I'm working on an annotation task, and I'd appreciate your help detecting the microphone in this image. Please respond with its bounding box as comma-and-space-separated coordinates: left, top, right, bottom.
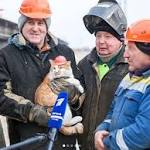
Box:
48, 91, 68, 150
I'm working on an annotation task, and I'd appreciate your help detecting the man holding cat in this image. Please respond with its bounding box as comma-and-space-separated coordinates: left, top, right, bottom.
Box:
0, 0, 81, 149
78, 0, 128, 149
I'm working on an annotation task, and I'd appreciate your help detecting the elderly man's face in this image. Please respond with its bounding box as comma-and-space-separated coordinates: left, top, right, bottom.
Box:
124, 41, 150, 72
95, 31, 122, 56
22, 18, 47, 49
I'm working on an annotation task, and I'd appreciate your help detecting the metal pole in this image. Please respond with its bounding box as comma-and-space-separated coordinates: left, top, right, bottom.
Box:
0, 134, 47, 150
47, 128, 57, 150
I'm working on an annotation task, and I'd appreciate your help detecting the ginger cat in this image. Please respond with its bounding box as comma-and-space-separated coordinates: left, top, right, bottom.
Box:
35, 56, 84, 135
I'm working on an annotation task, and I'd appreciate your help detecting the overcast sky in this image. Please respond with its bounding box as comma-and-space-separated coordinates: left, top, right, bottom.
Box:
1, 0, 150, 48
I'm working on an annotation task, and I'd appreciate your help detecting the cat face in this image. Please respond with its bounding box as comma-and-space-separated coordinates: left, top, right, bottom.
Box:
49, 59, 73, 79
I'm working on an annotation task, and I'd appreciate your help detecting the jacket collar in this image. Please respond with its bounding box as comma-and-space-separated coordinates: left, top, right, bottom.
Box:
8, 32, 58, 51
87, 44, 127, 65
130, 67, 150, 77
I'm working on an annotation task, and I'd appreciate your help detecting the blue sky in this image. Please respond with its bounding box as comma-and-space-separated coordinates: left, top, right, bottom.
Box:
1, 0, 150, 48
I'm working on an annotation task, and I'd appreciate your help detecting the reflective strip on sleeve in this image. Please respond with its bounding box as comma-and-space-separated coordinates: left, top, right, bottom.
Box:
4, 81, 31, 104
104, 119, 111, 123
116, 129, 129, 150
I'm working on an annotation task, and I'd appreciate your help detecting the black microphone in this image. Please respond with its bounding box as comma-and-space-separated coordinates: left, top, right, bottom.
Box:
47, 91, 68, 150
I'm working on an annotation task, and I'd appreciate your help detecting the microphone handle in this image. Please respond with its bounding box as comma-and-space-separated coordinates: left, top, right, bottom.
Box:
48, 128, 58, 150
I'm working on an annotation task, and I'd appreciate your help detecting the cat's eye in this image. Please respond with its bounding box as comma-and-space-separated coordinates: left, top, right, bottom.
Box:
59, 66, 64, 69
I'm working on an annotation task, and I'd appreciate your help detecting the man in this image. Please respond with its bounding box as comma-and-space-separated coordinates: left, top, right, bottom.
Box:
78, 0, 128, 149
0, 0, 80, 149
95, 19, 150, 150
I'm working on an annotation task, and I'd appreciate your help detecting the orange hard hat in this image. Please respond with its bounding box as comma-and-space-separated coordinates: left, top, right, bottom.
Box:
19, 0, 52, 18
54, 56, 67, 65
126, 19, 150, 43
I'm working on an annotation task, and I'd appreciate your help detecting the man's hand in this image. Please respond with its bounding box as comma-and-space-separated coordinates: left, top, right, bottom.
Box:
28, 105, 51, 127
95, 130, 109, 150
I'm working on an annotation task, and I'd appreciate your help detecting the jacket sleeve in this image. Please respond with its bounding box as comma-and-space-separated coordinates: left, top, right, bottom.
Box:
103, 89, 150, 150
68, 50, 86, 110
96, 99, 115, 132
68, 47, 81, 80
77, 59, 87, 90
0, 51, 32, 122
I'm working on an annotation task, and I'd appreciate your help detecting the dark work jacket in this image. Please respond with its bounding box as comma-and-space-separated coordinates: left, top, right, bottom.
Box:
78, 46, 128, 150
0, 33, 80, 150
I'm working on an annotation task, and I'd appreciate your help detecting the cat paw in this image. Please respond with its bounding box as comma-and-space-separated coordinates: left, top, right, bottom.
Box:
59, 123, 84, 135
79, 86, 84, 93
75, 123, 84, 134
64, 116, 82, 126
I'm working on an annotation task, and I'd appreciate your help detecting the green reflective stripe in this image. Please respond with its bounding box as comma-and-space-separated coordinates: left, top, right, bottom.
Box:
98, 63, 109, 80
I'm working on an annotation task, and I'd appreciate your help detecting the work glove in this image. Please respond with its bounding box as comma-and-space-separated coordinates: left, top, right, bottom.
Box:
28, 104, 51, 127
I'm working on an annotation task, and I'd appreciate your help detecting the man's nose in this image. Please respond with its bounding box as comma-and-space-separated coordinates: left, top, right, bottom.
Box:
32, 24, 39, 31
123, 47, 129, 58
99, 37, 106, 44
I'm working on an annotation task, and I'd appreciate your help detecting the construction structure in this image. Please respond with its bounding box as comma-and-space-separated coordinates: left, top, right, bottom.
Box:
0, 18, 18, 49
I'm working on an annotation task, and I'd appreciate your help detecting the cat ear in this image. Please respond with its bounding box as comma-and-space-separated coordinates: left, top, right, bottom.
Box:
49, 59, 54, 65
67, 61, 71, 65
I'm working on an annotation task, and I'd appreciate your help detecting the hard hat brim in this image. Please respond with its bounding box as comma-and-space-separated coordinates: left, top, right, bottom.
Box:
19, 11, 51, 18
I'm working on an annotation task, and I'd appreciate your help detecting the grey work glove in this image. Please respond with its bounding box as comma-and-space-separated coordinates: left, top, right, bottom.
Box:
28, 105, 51, 127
